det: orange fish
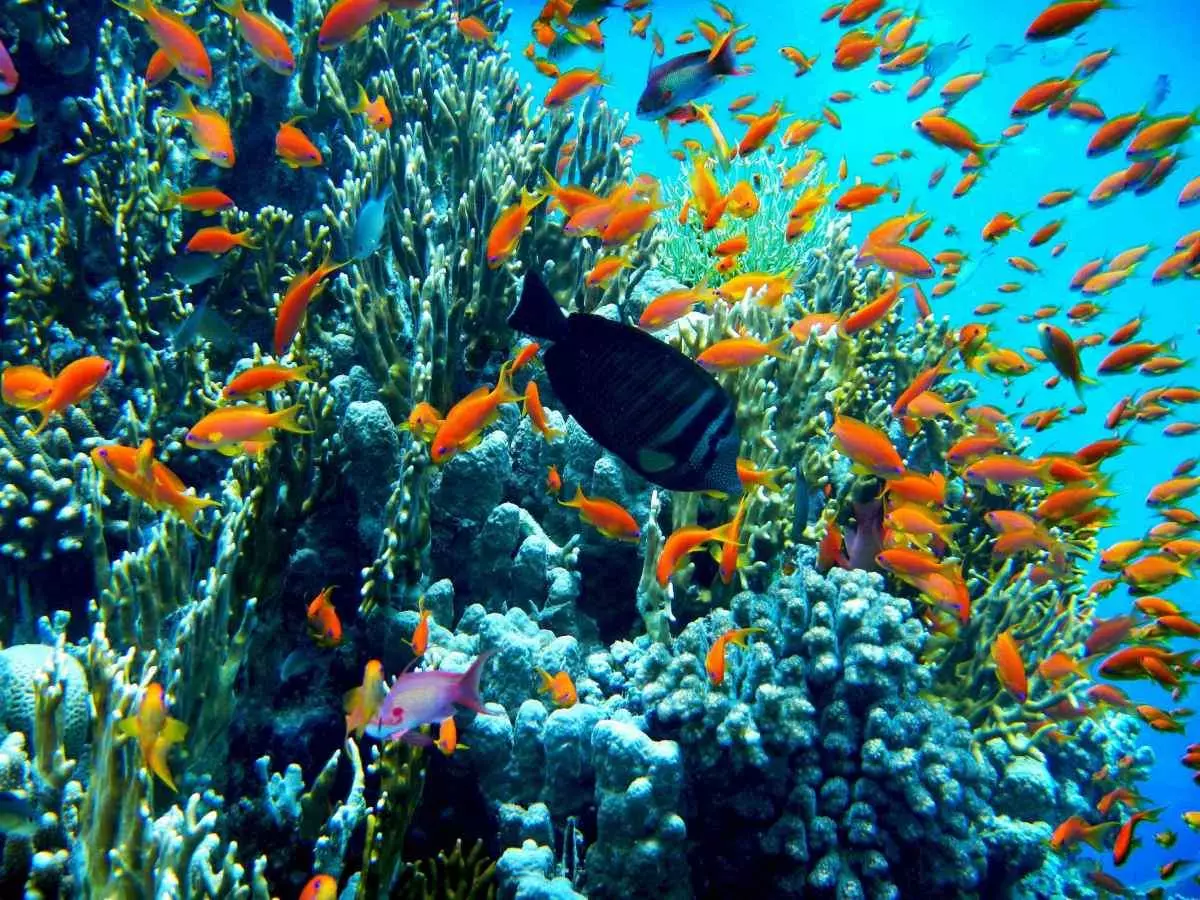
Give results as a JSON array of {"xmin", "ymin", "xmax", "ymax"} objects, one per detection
[
  {"xmin": 32, "ymin": 356, "xmax": 112, "ymax": 434},
  {"xmin": 162, "ymin": 186, "xmax": 235, "ymax": 214},
  {"xmin": 523, "ymin": 380, "xmax": 564, "ymax": 441},
  {"xmin": 91, "ymin": 439, "xmax": 220, "ymax": 532},
  {"xmin": 656, "ymin": 517, "xmax": 740, "ymax": 587},
  {"xmin": 410, "ymin": 601, "xmax": 432, "ymax": 656},
  {"xmin": 559, "ymin": 486, "xmax": 640, "ymax": 541},
  {"xmin": 114, "ymin": 0, "xmax": 213, "ymax": 88},
  {"xmin": 1, "ymin": 364, "xmax": 54, "ymax": 410},
  {"xmin": 431, "ymin": 364, "xmax": 521, "ymax": 463},
  {"xmin": 185, "ymin": 404, "xmax": 309, "ymax": 453},
  {"xmin": 546, "ymin": 464, "xmax": 562, "ymax": 496},
  {"xmin": 344, "ymin": 659, "xmax": 386, "ymax": 738},
  {"xmin": 585, "ymin": 254, "xmax": 630, "ymax": 287},
  {"xmin": 274, "ymin": 251, "xmax": 346, "ymax": 356},
  {"xmin": 706, "ymin": 627, "xmax": 765, "ymax": 685},
  {"xmin": 1050, "ymin": 816, "xmax": 1118, "ymax": 852},
  {"xmin": 1113, "ymin": 808, "xmax": 1163, "ymax": 866},
  {"xmin": 510, "ymin": 342, "xmax": 541, "ymax": 372},
  {"xmin": 399, "ymin": 402, "xmax": 442, "ymax": 443},
  {"xmin": 435, "ymin": 715, "xmax": 465, "ymax": 755},
  {"xmin": 185, "ymin": 226, "xmax": 257, "ymax": 254},
  {"xmin": 214, "ymin": 0, "xmax": 294, "ymax": 76},
  {"xmin": 351, "ymin": 83, "xmax": 392, "ymax": 131},
  {"xmin": 536, "ymin": 669, "xmax": 578, "ymax": 707},
  {"xmin": 736, "ymin": 458, "xmax": 788, "ymax": 492},
  {"xmin": 300, "ymin": 875, "xmax": 338, "ymax": 900},
  {"xmin": 835, "ymin": 177, "xmax": 899, "ymax": 211},
  {"xmin": 696, "ymin": 335, "xmax": 788, "ymax": 371},
  {"xmin": 992, "ymin": 630, "xmax": 1028, "ymax": 701},
  {"xmin": 831, "ymin": 413, "xmax": 904, "ymax": 479},
  {"xmin": 167, "ymin": 90, "xmax": 235, "ymax": 167},
  {"xmin": 456, "ymin": 15, "xmax": 496, "ymax": 42},
  {"xmin": 487, "ymin": 189, "xmax": 545, "ymax": 268},
  {"xmin": 544, "ymin": 67, "xmax": 606, "ymax": 107},
  {"xmin": 118, "ymin": 683, "xmax": 188, "ymax": 791},
  {"xmin": 276, "ymin": 119, "xmax": 322, "ymax": 167},
  {"xmin": 318, "ymin": 0, "xmax": 421, "ymax": 51},
  {"xmin": 222, "ymin": 363, "xmax": 314, "ymax": 400},
  {"xmin": 306, "ymin": 586, "xmax": 342, "ymax": 648}
]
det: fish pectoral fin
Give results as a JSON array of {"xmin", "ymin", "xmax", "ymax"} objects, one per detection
[
  {"xmin": 637, "ymin": 447, "xmax": 676, "ymax": 473},
  {"xmin": 161, "ymin": 717, "xmax": 188, "ymax": 743}
]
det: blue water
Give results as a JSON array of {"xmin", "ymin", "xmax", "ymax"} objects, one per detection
[{"xmin": 507, "ymin": 0, "xmax": 1200, "ymax": 886}]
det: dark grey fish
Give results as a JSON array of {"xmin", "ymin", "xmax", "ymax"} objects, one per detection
[
  {"xmin": 168, "ymin": 253, "xmax": 226, "ymax": 286},
  {"xmin": 924, "ymin": 34, "xmax": 971, "ymax": 77},
  {"xmin": 0, "ymin": 791, "xmax": 39, "ymax": 838},
  {"xmin": 352, "ymin": 187, "xmax": 392, "ymax": 260},
  {"xmin": 637, "ymin": 32, "xmax": 746, "ymax": 120},
  {"xmin": 1147, "ymin": 74, "xmax": 1170, "ymax": 114},
  {"xmin": 985, "ymin": 43, "xmax": 1024, "ymax": 66},
  {"xmin": 508, "ymin": 271, "xmax": 742, "ymax": 495}
]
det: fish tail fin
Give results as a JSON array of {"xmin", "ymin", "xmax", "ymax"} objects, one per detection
[
  {"xmin": 148, "ymin": 737, "xmax": 180, "ymax": 792},
  {"xmin": 707, "ymin": 26, "xmax": 745, "ymax": 76},
  {"xmin": 13, "ymin": 96, "xmax": 34, "ymax": 129},
  {"xmin": 273, "ymin": 404, "xmax": 313, "ymax": 435},
  {"xmin": 211, "ymin": 0, "xmax": 241, "ymax": 14},
  {"xmin": 175, "ymin": 494, "xmax": 221, "ymax": 532},
  {"xmin": 508, "ymin": 270, "xmax": 569, "ymax": 342},
  {"xmin": 238, "ymin": 229, "xmax": 260, "ymax": 249},
  {"xmin": 31, "ymin": 406, "xmax": 51, "ymax": 435},
  {"xmin": 494, "ymin": 361, "xmax": 521, "ymax": 405},
  {"xmin": 168, "ymin": 87, "xmax": 197, "ymax": 121},
  {"xmin": 727, "ymin": 627, "xmax": 767, "ymax": 648},
  {"xmin": 558, "ymin": 485, "xmax": 585, "ymax": 509},
  {"xmin": 454, "ymin": 651, "xmax": 494, "ymax": 714},
  {"xmin": 535, "ymin": 668, "xmax": 553, "ymax": 693},
  {"xmin": 111, "ymin": 0, "xmax": 149, "ymax": 18},
  {"xmin": 351, "ymin": 82, "xmax": 369, "ymax": 114},
  {"xmin": 766, "ymin": 334, "xmax": 790, "ymax": 359}
]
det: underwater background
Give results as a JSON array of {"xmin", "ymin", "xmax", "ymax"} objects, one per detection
[{"xmin": 0, "ymin": 0, "xmax": 1198, "ymax": 897}]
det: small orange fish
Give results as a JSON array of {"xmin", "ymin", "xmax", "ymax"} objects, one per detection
[
  {"xmin": 167, "ymin": 90, "xmax": 235, "ymax": 167},
  {"xmin": 410, "ymin": 600, "xmax": 432, "ymax": 656},
  {"xmin": 992, "ymin": 630, "xmax": 1028, "ymax": 701},
  {"xmin": 276, "ymin": 119, "xmax": 322, "ymax": 168},
  {"xmin": 351, "ymin": 83, "xmax": 392, "ymax": 131},
  {"xmin": 274, "ymin": 250, "xmax": 346, "ymax": 356},
  {"xmin": 831, "ymin": 413, "xmax": 904, "ymax": 479},
  {"xmin": 431, "ymin": 364, "xmax": 521, "ymax": 463},
  {"xmin": 536, "ymin": 669, "xmax": 578, "ymax": 707},
  {"xmin": 706, "ymin": 627, "xmax": 766, "ymax": 685},
  {"xmin": 523, "ymin": 380, "xmax": 564, "ymax": 442},
  {"xmin": 222, "ymin": 363, "xmax": 314, "ymax": 400},
  {"xmin": 117, "ymin": 683, "xmax": 188, "ymax": 791},
  {"xmin": 32, "ymin": 356, "xmax": 112, "ymax": 434},
  {"xmin": 456, "ymin": 15, "xmax": 495, "ymax": 42},
  {"xmin": 185, "ymin": 226, "xmax": 258, "ymax": 255},
  {"xmin": 214, "ymin": 0, "xmax": 294, "ymax": 76},
  {"xmin": 546, "ymin": 464, "xmax": 562, "ymax": 496},
  {"xmin": 487, "ymin": 189, "xmax": 545, "ymax": 268},
  {"xmin": 544, "ymin": 67, "xmax": 606, "ymax": 107},
  {"xmin": 656, "ymin": 517, "xmax": 740, "ymax": 586},
  {"xmin": 435, "ymin": 715, "xmax": 465, "ymax": 755},
  {"xmin": 163, "ymin": 186, "xmax": 235, "ymax": 214},
  {"xmin": 696, "ymin": 335, "xmax": 788, "ymax": 371},
  {"xmin": 1, "ymin": 364, "xmax": 54, "ymax": 410},
  {"xmin": 299, "ymin": 875, "xmax": 338, "ymax": 900},
  {"xmin": 398, "ymin": 401, "xmax": 442, "ymax": 443},
  {"xmin": 559, "ymin": 486, "xmax": 640, "ymax": 541},
  {"xmin": 306, "ymin": 586, "xmax": 342, "ymax": 648},
  {"xmin": 114, "ymin": 0, "xmax": 213, "ymax": 87},
  {"xmin": 91, "ymin": 439, "xmax": 220, "ymax": 532},
  {"xmin": 185, "ymin": 404, "xmax": 309, "ymax": 453}
]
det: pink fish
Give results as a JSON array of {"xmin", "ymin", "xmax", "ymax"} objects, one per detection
[
  {"xmin": 0, "ymin": 38, "xmax": 16, "ymax": 94},
  {"xmin": 364, "ymin": 652, "xmax": 493, "ymax": 743}
]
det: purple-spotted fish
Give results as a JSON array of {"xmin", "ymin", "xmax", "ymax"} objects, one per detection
[{"xmin": 364, "ymin": 652, "xmax": 494, "ymax": 743}]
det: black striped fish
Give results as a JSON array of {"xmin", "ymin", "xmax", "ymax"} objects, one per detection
[{"xmin": 508, "ymin": 271, "xmax": 742, "ymax": 496}]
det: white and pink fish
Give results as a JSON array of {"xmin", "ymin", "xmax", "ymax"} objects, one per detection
[{"xmin": 364, "ymin": 652, "xmax": 494, "ymax": 743}]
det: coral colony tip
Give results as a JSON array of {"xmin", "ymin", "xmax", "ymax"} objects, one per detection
[{"xmin": 4, "ymin": 0, "xmax": 1200, "ymax": 896}]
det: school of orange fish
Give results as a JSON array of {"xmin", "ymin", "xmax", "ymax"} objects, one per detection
[{"xmin": 3, "ymin": 0, "xmax": 1200, "ymax": 893}]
